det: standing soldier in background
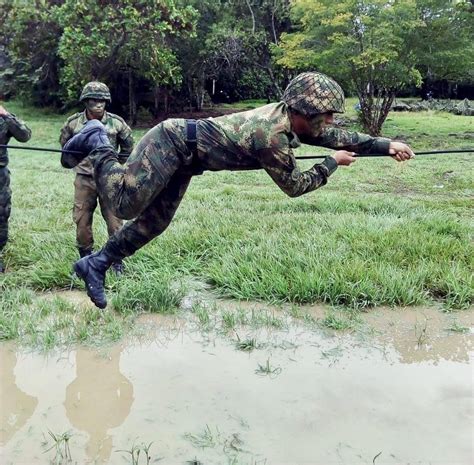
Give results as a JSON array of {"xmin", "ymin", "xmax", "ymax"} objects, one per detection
[
  {"xmin": 60, "ymin": 82, "xmax": 134, "ymax": 274},
  {"xmin": 0, "ymin": 104, "xmax": 31, "ymax": 273}
]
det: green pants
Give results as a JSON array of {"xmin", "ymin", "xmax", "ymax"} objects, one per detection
[
  {"xmin": 91, "ymin": 119, "xmax": 195, "ymax": 259},
  {"xmin": 0, "ymin": 166, "xmax": 12, "ymax": 252},
  {"xmin": 73, "ymin": 173, "xmax": 123, "ymax": 254}
]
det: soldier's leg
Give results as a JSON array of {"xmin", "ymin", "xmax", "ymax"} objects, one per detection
[
  {"xmin": 97, "ymin": 183, "xmax": 125, "ymax": 274},
  {"xmin": 105, "ymin": 171, "xmax": 192, "ymax": 259},
  {"xmin": 91, "ymin": 122, "xmax": 185, "ymax": 220},
  {"xmin": 73, "ymin": 174, "xmax": 98, "ymax": 257},
  {"xmin": 73, "ymin": 171, "xmax": 193, "ymax": 308},
  {"xmin": 0, "ymin": 167, "xmax": 12, "ymax": 272}
]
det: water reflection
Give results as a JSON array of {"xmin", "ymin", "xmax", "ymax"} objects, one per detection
[
  {"xmin": 0, "ymin": 346, "xmax": 38, "ymax": 445},
  {"xmin": 64, "ymin": 345, "xmax": 133, "ymax": 462},
  {"xmin": 0, "ymin": 307, "xmax": 472, "ymax": 465},
  {"xmin": 365, "ymin": 309, "xmax": 473, "ymax": 364}
]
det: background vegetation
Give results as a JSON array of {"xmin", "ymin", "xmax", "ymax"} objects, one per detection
[{"xmin": 1, "ymin": 0, "xmax": 473, "ymax": 133}]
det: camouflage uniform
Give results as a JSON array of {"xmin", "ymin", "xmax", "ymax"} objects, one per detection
[
  {"xmin": 60, "ymin": 110, "xmax": 133, "ymax": 255},
  {"xmin": 89, "ymin": 101, "xmax": 390, "ymax": 261},
  {"xmin": 0, "ymin": 113, "xmax": 32, "ymax": 257}
]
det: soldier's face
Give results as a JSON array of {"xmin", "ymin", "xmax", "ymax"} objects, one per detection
[
  {"xmin": 307, "ymin": 113, "xmax": 333, "ymax": 136},
  {"xmin": 85, "ymin": 99, "xmax": 106, "ymax": 118}
]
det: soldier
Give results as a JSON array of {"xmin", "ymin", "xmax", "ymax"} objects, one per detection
[
  {"xmin": 60, "ymin": 81, "xmax": 134, "ymax": 274},
  {"xmin": 0, "ymin": 104, "xmax": 32, "ymax": 273},
  {"xmin": 62, "ymin": 71, "xmax": 414, "ymax": 308}
]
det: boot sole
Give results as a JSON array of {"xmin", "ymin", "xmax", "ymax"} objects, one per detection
[{"xmin": 73, "ymin": 261, "xmax": 107, "ymax": 309}]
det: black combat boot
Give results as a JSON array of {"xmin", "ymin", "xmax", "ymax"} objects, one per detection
[
  {"xmin": 61, "ymin": 120, "xmax": 113, "ymax": 169},
  {"xmin": 73, "ymin": 248, "xmax": 115, "ymax": 309}
]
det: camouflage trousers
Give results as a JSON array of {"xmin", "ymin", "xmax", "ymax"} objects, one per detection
[
  {"xmin": 91, "ymin": 120, "xmax": 195, "ymax": 259},
  {"xmin": 73, "ymin": 173, "xmax": 123, "ymax": 254},
  {"xmin": 0, "ymin": 166, "xmax": 12, "ymax": 252}
]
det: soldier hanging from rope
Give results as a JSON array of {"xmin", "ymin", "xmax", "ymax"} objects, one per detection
[{"xmin": 61, "ymin": 71, "xmax": 414, "ymax": 308}]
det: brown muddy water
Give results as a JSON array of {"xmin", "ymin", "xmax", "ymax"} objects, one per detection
[{"xmin": 1, "ymin": 305, "xmax": 473, "ymax": 465}]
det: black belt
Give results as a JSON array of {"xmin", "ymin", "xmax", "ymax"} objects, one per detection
[{"xmin": 185, "ymin": 119, "xmax": 198, "ymax": 156}]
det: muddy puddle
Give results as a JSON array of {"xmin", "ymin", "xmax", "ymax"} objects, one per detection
[{"xmin": 1, "ymin": 306, "xmax": 473, "ymax": 465}]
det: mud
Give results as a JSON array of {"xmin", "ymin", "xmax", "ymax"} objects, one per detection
[{"xmin": 1, "ymin": 307, "xmax": 472, "ymax": 465}]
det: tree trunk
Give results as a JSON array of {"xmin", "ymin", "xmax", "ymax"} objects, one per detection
[
  {"xmin": 153, "ymin": 85, "xmax": 160, "ymax": 117},
  {"xmin": 164, "ymin": 90, "xmax": 169, "ymax": 114},
  {"xmin": 245, "ymin": 0, "xmax": 256, "ymax": 34},
  {"xmin": 128, "ymin": 69, "xmax": 137, "ymax": 125},
  {"xmin": 354, "ymin": 75, "xmax": 396, "ymax": 136}
]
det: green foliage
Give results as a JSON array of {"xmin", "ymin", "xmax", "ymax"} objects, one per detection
[
  {"xmin": 0, "ymin": 0, "xmax": 198, "ymax": 114},
  {"xmin": 56, "ymin": 0, "xmax": 197, "ymax": 104},
  {"xmin": 0, "ymin": 0, "xmax": 63, "ymax": 104},
  {"xmin": 413, "ymin": 0, "xmax": 474, "ymax": 84},
  {"xmin": 276, "ymin": 0, "xmax": 473, "ymax": 135},
  {"xmin": 174, "ymin": 0, "xmax": 291, "ymax": 109}
]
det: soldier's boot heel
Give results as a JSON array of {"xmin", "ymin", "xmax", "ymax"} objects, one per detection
[
  {"xmin": 61, "ymin": 120, "xmax": 113, "ymax": 169},
  {"xmin": 73, "ymin": 249, "xmax": 114, "ymax": 309}
]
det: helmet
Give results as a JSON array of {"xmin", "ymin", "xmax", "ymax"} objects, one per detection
[
  {"xmin": 79, "ymin": 81, "xmax": 111, "ymax": 103},
  {"xmin": 282, "ymin": 72, "xmax": 345, "ymax": 116}
]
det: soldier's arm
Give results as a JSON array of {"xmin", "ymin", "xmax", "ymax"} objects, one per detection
[
  {"xmin": 259, "ymin": 144, "xmax": 338, "ymax": 198},
  {"xmin": 300, "ymin": 127, "xmax": 391, "ymax": 155},
  {"xmin": 117, "ymin": 122, "xmax": 134, "ymax": 163},
  {"xmin": 4, "ymin": 114, "xmax": 32, "ymax": 142}
]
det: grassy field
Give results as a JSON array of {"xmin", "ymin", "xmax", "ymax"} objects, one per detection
[{"xmin": 0, "ymin": 99, "xmax": 472, "ymax": 348}]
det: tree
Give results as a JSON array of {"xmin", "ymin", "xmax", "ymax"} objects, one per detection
[
  {"xmin": 0, "ymin": 0, "xmax": 63, "ymax": 105},
  {"xmin": 412, "ymin": 0, "xmax": 474, "ymax": 95},
  {"xmin": 232, "ymin": 0, "xmax": 292, "ymax": 98},
  {"xmin": 56, "ymin": 0, "xmax": 197, "ymax": 122},
  {"xmin": 175, "ymin": 0, "xmax": 292, "ymax": 110},
  {"xmin": 276, "ymin": 0, "xmax": 473, "ymax": 135},
  {"xmin": 276, "ymin": 0, "xmax": 427, "ymax": 135}
]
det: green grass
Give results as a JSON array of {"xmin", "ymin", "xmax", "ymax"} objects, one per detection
[{"xmin": 1, "ymin": 99, "xmax": 473, "ymax": 348}]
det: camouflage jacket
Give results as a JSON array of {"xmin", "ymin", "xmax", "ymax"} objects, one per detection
[
  {"xmin": 0, "ymin": 113, "xmax": 32, "ymax": 167},
  {"xmin": 197, "ymin": 102, "xmax": 390, "ymax": 197},
  {"xmin": 59, "ymin": 111, "xmax": 133, "ymax": 176}
]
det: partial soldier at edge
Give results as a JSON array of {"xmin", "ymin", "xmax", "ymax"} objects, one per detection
[
  {"xmin": 0, "ymin": 104, "xmax": 32, "ymax": 273},
  {"xmin": 62, "ymin": 71, "xmax": 415, "ymax": 309},
  {"xmin": 59, "ymin": 81, "xmax": 134, "ymax": 275}
]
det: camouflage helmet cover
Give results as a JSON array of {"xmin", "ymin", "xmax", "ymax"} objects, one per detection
[
  {"xmin": 282, "ymin": 72, "xmax": 345, "ymax": 116},
  {"xmin": 79, "ymin": 81, "xmax": 111, "ymax": 103}
]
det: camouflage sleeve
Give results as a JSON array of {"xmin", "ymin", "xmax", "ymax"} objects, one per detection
[
  {"xmin": 5, "ymin": 114, "xmax": 31, "ymax": 142},
  {"xmin": 59, "ymin": 121, "xmax": 74, "ymax": 147},
  {"xmin": 300, "ymin": 127, "xmax": 391, "ymax": 154},
  {"xmin": 117, "ymin": 122, "xmax": 134, "ymax": 162},
  {"xmin": 259, "ymin": 145, "xmax": 338, "ymax": 198}
]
